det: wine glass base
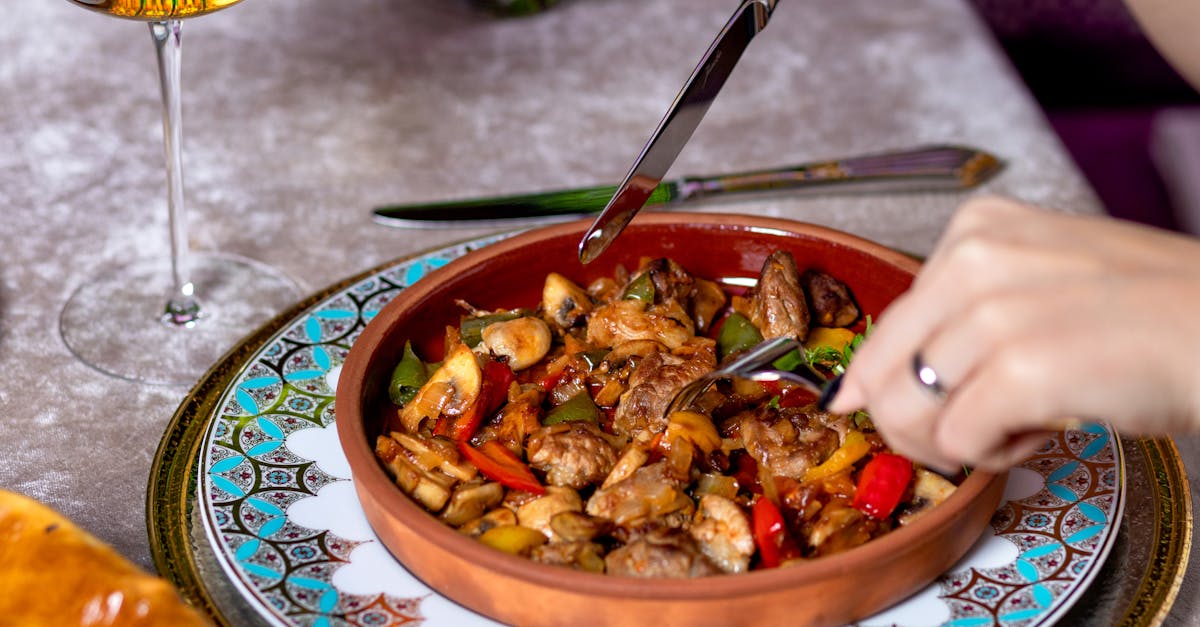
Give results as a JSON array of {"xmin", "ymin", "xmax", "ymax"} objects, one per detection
[{"xmin": 60, "ymin": 253, "xmax": 303, "ymax": 386}]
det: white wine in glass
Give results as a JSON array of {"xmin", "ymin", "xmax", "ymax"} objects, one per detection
[{"xmin": 60, "ymin": 0, "xmax": 301, "ymax": 385}]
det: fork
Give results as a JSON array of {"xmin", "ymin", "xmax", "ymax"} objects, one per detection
[{"xmin": 663, "ymin": 336, "xmax": 829, "ymax": 418}]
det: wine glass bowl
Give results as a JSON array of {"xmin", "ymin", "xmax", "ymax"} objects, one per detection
[{"xmin": 66, "ymin": 0, "xmax": 244, "ymax": 20}]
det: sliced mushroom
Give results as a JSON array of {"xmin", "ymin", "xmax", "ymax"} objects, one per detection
[
  {"xmin": 376, "ymin": 436, "xmax": 456, "ymax": 512},
  {"xmin": 459, "ymin": 507, "xmax": 518, "ymax": 537},
  {"xmin": 441, "ymin": 481, "xmax": 505, "ymax": 526},
  {"xmin": 516, "ymin": 486, "xmax": 583, "ymax": 540},
  {"xmin": 399, "ymin": 343, "xmax": 482, "ymax": 433},
  {"xmin": 897, "ymin": 468, "xmax": 958, "ymax": 526},
  {"xmin": 543, "ymin": 272, "xmax": 593, "ymax": 329},
  {"xmin": 389, "ymin": 431, "xmax": 477, "ymax": 482},
  {"xmin": 549, "ymin": 511, "xmax": 612, "ymax": 543},
  {"xmin": 479, "ymin": 316, "xmax": 552, "ymax": 371}
]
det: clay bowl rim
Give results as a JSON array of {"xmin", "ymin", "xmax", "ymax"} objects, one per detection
[{"xmin": 337, "ymin": 211, "xmax": 1003, "ymax": 601}]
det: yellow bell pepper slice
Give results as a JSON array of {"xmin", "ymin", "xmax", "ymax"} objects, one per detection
[
  {"xmin": 477, "ymin": 524, "xmax": 548, "ymax": 555},
  {"xmin": 803, "ymin": 430, "xmax": 871, "ymax": 483},
  {"xmin": 804, "ymin": 327, "xmax": 858, "ymax": 353},
  {"xmin": 663, "ymin": 411, "xmax": 722, "ymax": 455}
]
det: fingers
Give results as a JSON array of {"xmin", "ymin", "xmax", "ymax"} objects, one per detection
[
  {"xmin": 848, "ymin": 347, "xmax": 960, "ymax": 473},
  {"xmin": 829, "ymin": 202, "xmax": 1095, "ymax": 415},
  {"xmin": 827, "ymin": 195, "xmax": 1200, "ymax": 471}
]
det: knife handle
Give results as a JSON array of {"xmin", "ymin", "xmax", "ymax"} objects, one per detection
[{"xmin": 677, "ymin": 144, "xmax": 1002, "ymax": 200}]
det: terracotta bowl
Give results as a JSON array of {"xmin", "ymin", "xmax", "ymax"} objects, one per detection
[{"xmin": 337, "ymin": 212, "xmax": 1006, "ymax": 627}]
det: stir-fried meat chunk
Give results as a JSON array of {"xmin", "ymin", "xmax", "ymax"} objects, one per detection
[
  {"xmin": 749, "ymin": 250, "xmax": 809, "ymax": 340},
  {"xmin": 642, "ymin": 258, "xmax": 696, "ymax": 305},
  {"xmin": 689, "ymin": 494, "xmax": 754, "ymax": 573},
  {"xmin": 612, "ymin": 340, "xmax": 716, "ymax": 440},
  {"xmin": 806, "ymin": 502, "xmax": 881, "ymax": 557},
  {"xmin": 803, "ymin": 269, "xmax": 860, "ymax": 328},
  {"xmin": 689, "ymin": 277, "xmax": 727, "ymax": 335},
  {"xmin": 530, "ymin": 540, "xmax": 606, "ymax": 571},
  {"xmin": 586, "ymin": 460, "xmax": 693, "ymax": 527},
  {"xmin": 527, "ymin": 422, "xmax": 618, "ymax": 489},
  {"xmin": 587, "ymin": 300, "xmax": 694, "ymax": 351},
  {"xmin": 737, "ymin": 405, "xmax": 840, "ymax": 479},
  {"xmin": 605, "ymin": 527, "xmax": 722, "ymax": 578},
  {"xmin": 480, "ymin": 396, "xmax": 542, "ymax": 454}
]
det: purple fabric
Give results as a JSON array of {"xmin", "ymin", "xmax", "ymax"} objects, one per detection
[
  {"xmin": 968, "ymin": 0, "xmax": 1198, "ymax": 231},
  {"xmin": 968, "ymin": 0, "xmax": 1198, "ymax": 106}
]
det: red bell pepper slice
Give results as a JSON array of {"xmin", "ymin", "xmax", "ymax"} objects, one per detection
[
  {"xmin": 441, "ymin": 359, "xmax": 515, "ymax": 442},
  {"xmin": 457, "ymin": 440, "xmax": 545, "ymax": 495},
  {"xmin": 752, "ymin": 497, "xmax": 800, "ymax": 568},
  {"xmin": 851, "ymin": 453, "xmax": 913, "ymax": 520},
  {"xmin": 760, "ymin": 380, "xmax": 819, "ymax": 409}
]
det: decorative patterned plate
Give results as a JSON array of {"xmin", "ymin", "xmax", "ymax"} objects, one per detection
[{"xmin": 147, "ymin": 233, "xmax": 1192, "ymax": 627}]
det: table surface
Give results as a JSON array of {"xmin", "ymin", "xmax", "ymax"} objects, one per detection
[{"xmin": 1, "ymin": 0, "xmax": 1194, "ymax": 624}]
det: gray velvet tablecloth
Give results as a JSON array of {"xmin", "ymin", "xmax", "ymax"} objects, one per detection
[{"xmin": 1, "ymin": 0, "xmax": 1194, "ymax": 624}]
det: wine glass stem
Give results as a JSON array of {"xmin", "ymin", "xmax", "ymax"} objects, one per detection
[{"xmin": 150, "ymin": 19, "xmax": 202, "ymax": 327}]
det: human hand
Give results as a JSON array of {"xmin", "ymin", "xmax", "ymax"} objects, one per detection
[{"xmin": 826, "ymin": 196, "xmax": 1200, "ymax": 472}]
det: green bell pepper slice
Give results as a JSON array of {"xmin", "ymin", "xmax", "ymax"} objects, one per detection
[
  {"xmin": 543, "ymin": 390, "xmax": 601, "ymax": 425},
  {"xmin": 460, "ymin": 310, "xmax": 524, "ymax": 348},
  {"xmin": 621, "ymin": 272, "xmax": 655, "ymax": 302},
  {"xmin": 388, "ymin": 340, "xmax": 429, "ymax": 406},
  {"xmin": 717, "ymin": 312, "xmax": 764, "ymax": 360}
]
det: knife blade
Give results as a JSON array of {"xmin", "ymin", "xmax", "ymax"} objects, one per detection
[
  {"xmin": 370, "ymin": 144, "xmax": 1003, "ymax": 229},
  {"xmin": 578, "ymin": 0, "xmax": 778, "ymax": 264}
]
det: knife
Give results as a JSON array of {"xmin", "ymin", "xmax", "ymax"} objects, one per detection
[
  {"xmin": 578, "ymin": 0, "xmax": 778, "ymax": 264},
  {"xmin": 370, "ymin": 144, "xmax": 1003, "ymax": 229}
]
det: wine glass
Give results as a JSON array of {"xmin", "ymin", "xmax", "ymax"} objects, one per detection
[{"xmin": 59, "ymin": 0, "xmax": 301, "ymax": 385}]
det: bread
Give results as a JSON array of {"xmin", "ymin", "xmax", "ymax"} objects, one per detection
[{"xmin": 0, "ymin": 490, "xmax": 210, "ymax": 626}]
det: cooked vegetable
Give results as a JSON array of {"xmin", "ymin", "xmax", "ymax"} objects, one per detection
[
  {"xmin": 441, "ymin": 481, "xmax": 504, "ymax": 526},
  {"xmin": 517, "ymin": 487, "xmax": 583, "ymax": 540},
  {"xmin": 803, "ymin": 316, "xmax": 872, "ymax": 375},
  {"xmin": 852, "ymin": 453, "xmax": 913, "ymax": 520},
  {"xmin": 751, "ymin": 497, "xmax": 800, "ymax": 568},
  {"xmin": 662, "ymin": 410, "xmax": 721, "ymax": 455},
  {"xmin": 437, "ymin": 359, "xmax": 515, "ymax": 442},
  {"xmin": 543, "ymin": 390, "xmax": 601, "ymax": 426},
  {"xmin": 543, "ymin": 272, "xmax": 593, "ymax": 328},
  {"xmin": 458, "ymin": 440, "xmax": 545, "ymax": 495},
  {"xmin": 716, "ymin": 312, "xmax": 763, "ymax": 360},
  {"xmin": 898, "ymin": 468, "xmax": 958, "ymax": 526},
  {"xmin": 388, "ymin": 341, "xmax": 428, "ymax": 406},
  {"xmin": 399, "ymin": 343, "xmax": 481, "ymax": 433},
  {"xmin": 461, "ymin": 310, "xmax": 524, "ymax": 348},
  {"xmin": 802, "ymin": 430, "xmax": 871, "ymax": 483},
  {"xmin": 621, "ymin": 271, "xmax": 655, "ymax": 302},
  {"xmin": 376, "ymin": 436, "xmax": 457, "ymax": 512},
  {"xmin": 478, "ymin": 525, "xmax": 548, "ymax": 555},
  {"xmin": 480, "ymin": 316, "xmax": 552, "ymax": 371}
]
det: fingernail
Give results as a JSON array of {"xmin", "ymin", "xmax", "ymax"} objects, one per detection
[{"xmin": 817, "ymin": 374, "xmax": 843, "ymax": 411}]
